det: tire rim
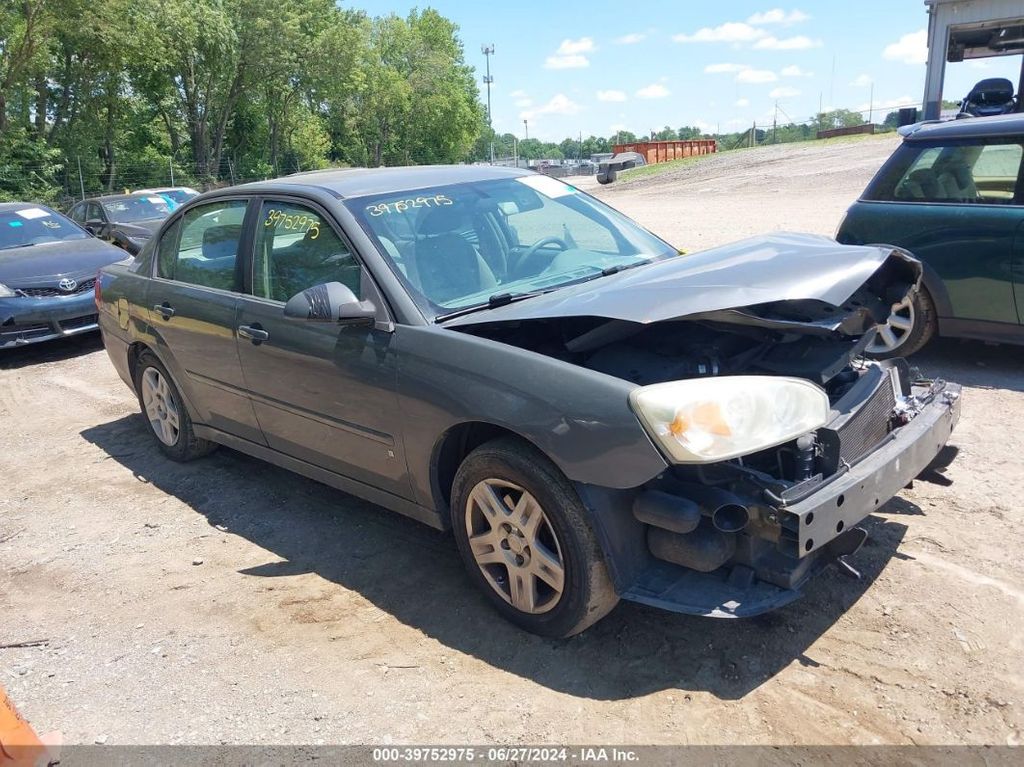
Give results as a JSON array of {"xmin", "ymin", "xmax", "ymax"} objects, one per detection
[
  {"xmin": 866, "ymin": 295, "xmax": 916, "ymax": 355},
  {"xmin": 141, "ymin": 366, "xmax": 181, "ymax": 446},
  {"xmin": 464, "ymin": 479, "xmax": 565, "ymax": 615}
]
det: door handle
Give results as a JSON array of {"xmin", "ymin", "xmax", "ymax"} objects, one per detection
[
  {"xmin": 153, "ymin": 303, "xmax": 175, "ymax": 319},
  {"xmin": 238, "ymin": 324, "xmax": 269, "ymax": 344}
]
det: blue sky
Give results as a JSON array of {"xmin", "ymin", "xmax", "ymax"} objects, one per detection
[{"xmin": 353, "ymin": 1, "xmax": 1024, "ymax": 141}]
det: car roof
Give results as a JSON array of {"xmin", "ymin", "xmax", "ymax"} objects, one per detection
[
  {"xmin": 904, "ymin": 112, "xmax": 1024, "ymax": 142},
  {"xmin": 83, "ymin": 193, "xmax": 161, "ymax": 204},
  {"xmin": 233, "ymin": 164, "xmax": 535, "ymax": 199}
]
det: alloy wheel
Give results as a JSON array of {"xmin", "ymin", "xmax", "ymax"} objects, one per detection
[
  {"xmin": 140, "ymin": 366, "xmax": 181, "ymax": 446},
  {"xmin": 867, "ymin": 294, "xmax": 916, "ymax": 355},
  {"xmin": 464, "ymin": 478, "xmax": 566, "ymax": 614}
]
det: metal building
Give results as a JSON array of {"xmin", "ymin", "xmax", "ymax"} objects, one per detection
[{"xmin": 923, "ymin": 0, "xmax": 1024, "ymax": 119}]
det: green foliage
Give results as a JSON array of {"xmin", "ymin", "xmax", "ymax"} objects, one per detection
[
  {"xmin": 0, "ymin": 0, "xmax": 482, "ymax": 201},
  {"xmin": 0, "ymin": 128, "xmax": 63, "ymax": 202}
]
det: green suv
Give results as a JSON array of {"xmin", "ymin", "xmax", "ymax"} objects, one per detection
[{"xmin": 836, "ymin": 113, "xmax": 1023, "ymax": 357}]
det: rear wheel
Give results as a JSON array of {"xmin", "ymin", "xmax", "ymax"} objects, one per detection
[
  {"xmin": 865, "ymin": 286, "xmax": 937, "ymax": 359},
  {"xmin": 133, "ymin": 350, "xmax": 216, "ymax": 461},
  {"xmin": 451, "ymin": 437, "xmax": 618, "ymax": 637}
]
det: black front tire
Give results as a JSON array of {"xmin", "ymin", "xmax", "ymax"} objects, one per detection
[{"xmin": 451, "ymin": 437, "xmax": 619, "ymax": 637}]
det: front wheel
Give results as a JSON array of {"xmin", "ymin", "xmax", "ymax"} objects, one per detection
[
  {"xmin": 865, "ymin": 287, "xmax": 937, "ymax": 359},
  {"xmin": 451, "ymin": 437, "xmax": 618, "ymax": 637}
]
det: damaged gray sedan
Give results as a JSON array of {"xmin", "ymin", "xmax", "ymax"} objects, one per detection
[{"xmin": 95, "ymin": 166, "xmax": 961, "ymax": 636}]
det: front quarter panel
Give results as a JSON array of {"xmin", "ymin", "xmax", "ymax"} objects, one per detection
[{"xmin": 394, "ymin": 325, "xmax": 668, "ymax": 511}]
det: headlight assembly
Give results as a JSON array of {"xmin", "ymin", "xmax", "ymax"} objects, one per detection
[
  {"xmin": 127, "ymin": 235, "xmax": 149, "ymax": 246},
  {"xmin": 630, "ymin": 376, "xmax": 830, "ymax": 464},
  {"xmin": 0, "ymin": 283, "xmax": 16, "ymax": 298}
]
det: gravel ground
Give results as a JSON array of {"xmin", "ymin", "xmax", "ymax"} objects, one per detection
[{"xmin": 2, "ymin": 136, "xmax": 1022, "ymax": 747}]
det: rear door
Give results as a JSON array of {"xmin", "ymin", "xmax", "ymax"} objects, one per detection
[
  {"xmin": 234, "ymin": 196, "xmax": 411, "ymax": 498},
  {"xmin": 146, "ymin": 197, "xmax": 265, "ymax": 443}
]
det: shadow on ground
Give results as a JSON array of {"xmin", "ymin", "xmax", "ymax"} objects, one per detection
[
  {"xmin": 81, "ymin": 414, "xmax": 914, "ymax": 702},
  {"xmin": 912, "ymin": 337, "xmax": 1024, "ymax": 394},
  {"xmin": 0, "ymin": 332, "xmax": 104, "ymax": 370}
]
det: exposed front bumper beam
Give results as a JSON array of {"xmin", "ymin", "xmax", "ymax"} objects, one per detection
[{"xmin": 617, "ymin": 380, "xmax": 961, "ymax": 618}]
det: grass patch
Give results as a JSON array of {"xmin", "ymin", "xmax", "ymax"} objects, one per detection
[{"xmin": 617, "ymin": 155, "xmax": 705, "ymax": 182}]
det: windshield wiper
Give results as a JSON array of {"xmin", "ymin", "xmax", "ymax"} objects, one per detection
[
  {"xmin": 434, "ymin": 291, "xmax": 545, "ymax": 322},
  {"xmin": 599, "ymin": 258, "xmax": 652, "ymax": 277}
]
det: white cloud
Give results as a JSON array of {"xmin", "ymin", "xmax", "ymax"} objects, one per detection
[
  {"xmin": 705, "ymin": 63, "xmax": 749, "ymax": 73},
  {"xmin": 545, "ymin": 37, "xmax": 595, "ymax": 69},
  {"xmin": 510, "ymin": 89, "xmax": 528, "ymax": 98},
  {"xmin": 781, "ymin": 65, "xmax": 812, "ymax": 77},
  {"xmin": 849, "ymin": 73, "xmax": 873, "ymax": 87},
  {"xmin": 747, "ymin": 9, "xmax": 810, "ymax": 25},
  {"xmin": 769, "ymin": 86, "xmax": 801, "ymax": 98},
  {"xmin": 556, "ymin": 37, "xmax": 595, "ymax": 55},
  {"xmin": 673, "ymin": 22, "xmax": 766, "ymax": 44},
  {"xmin": 753, "ymin": 35, "xmax": 821, "ymax": 50},
  {"xmin": 614, "ymin": 33, "xmax": 645, "ymax": 45},
  {"xmin": 882, "ymin": 30, "xmax": 927, "ymax": 65},
  {"xmin": 597, "ymin": 89, "xmax": 627, "ymax": 102},
  {"xmin": 736, "ymin": 69, "xmax": 778, "ymax": 84},
  {"xmin": 636, "ymin": 83, "xmax": 671, "ymax": 99},
  {"xmin": 545, "ymin": 54, "xmax": 589, "ymax": 69},
  {"xmin": 520, "ymin": 93, "xmax": 581, "ymax": 122},
  {"xmin": 735, "ymin": 98, "xmax": 750, "ymax": 107}
]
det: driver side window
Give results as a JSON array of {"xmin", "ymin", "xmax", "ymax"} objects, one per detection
[{"xmin": 253, "ymin": 201, "xmax": 360, "ymax": 303}]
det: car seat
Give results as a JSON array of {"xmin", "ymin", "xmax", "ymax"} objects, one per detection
[{"xmin": 414, "ymin": 206, "xmax": 497, "ymax": 305}]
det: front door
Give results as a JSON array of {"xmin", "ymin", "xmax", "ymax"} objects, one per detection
[
  {"xmin": 235, "ymin": 197, "xmax": 411, "ymax": 499},
  {"xmin": 146, "ymin": 197, "xmax": 265, "ymax": 444}
]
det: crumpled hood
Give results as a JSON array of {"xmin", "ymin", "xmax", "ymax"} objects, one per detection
[
  {"xmin": 0, "ymin": 236, "xmax": 127, "ymax": 285},
  {"xmin": 445, "ymin": 233, "xmax": 920, "ymax": 328}
]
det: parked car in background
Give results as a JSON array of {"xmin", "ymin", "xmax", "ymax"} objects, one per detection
[
  {"xmin": 95, "ymin": 166, "xmax": 960, "ymax": 636},
  {"xmin": 135, "ymin": 186, "xmax": 200, "ymax": 211},
  {"xmin": 837, "ymin": 112, "xmax": 1023, "ymax": 357},
  {"xmin": 1, "ymin": 202, "xmax": 128, "ymax": 348},
  {"xmin": 68, "ymin": 193, "xmax": 172, "ymax": 255}
]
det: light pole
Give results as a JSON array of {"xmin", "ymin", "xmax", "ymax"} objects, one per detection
[
  {"xmin": 481, "ymin": 44, "xmax": 494, "ymax": 163},
  {"xmin": 523, "ymin": 118, "xmax": 528, "ymax": 141}
]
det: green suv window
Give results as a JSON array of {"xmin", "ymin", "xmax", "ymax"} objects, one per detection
[{"xmin": 868, "ymin": 140, "xmax": 1024, "ymax": 205}]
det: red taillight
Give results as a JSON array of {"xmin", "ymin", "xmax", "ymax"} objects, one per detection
[{"xmin": 94, "ymin": 274, "xmax": 102, "ymax": 310}]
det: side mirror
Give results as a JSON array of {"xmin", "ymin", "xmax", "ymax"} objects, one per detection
[
  {"xmin": 84, "ymin": 219, "xmax": 104, "ymax": 233},
  {"xmin": 283, "ymin": 282, "xmax": 376, "ymax": 326}
]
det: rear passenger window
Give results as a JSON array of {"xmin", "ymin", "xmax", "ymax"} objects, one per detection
[
  {"xmin": 887, "ymin": 141, "xmax": 1023, "ymax": 204},
  {"xmin": 156, "ymin": 200, "xmax": 247, "ymax": 291},
  {"xmin": 252, "ymin": 201, "xmax": 360, "ymax": 302}
]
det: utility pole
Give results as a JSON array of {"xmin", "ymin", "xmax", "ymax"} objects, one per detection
[
  {"xmin": 772, "ymin": 101, "xmax": 778, "ymax": 144},
  {"xmin": 523, "ymin": 119, "xmax": 528, "ymax": 140},
  {"xmin": 77, "ymin": 156, "xmax": 85, "ymax": 200},
  {"xmin": 169, "ymin": 156, "xmax": 175, "ymax": 186},
  {"xmin": 481, "ymin": 44, "xmax": 494, "ymax": 164},
  {"xmin": 868, "ymin": 81, "xmax": 874, "ymax": 125}
]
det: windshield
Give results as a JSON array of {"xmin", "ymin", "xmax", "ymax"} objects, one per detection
[
  {"xmin": 0, "ymin": 207, "xmax": 89, "ymax": 250},
  {"xmin": 347, "ymin": 175, "xmax": 675, "ymax": 317},
  {"xmin": 102, "ymin": 196, "xmax": 171, "ymax": 223},
  {"xmin": 162, "ymin": 189, "xmax": 197, "ymax": 204}
]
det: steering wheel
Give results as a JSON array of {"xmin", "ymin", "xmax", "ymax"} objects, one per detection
[{"xmin": 513, "ymin": 236, "xmax": 569, "ymax": 276}]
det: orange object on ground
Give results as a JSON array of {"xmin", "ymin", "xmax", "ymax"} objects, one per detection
[{"xmin": 0, "ymin": 686, "xmax": 56, "ymax": 767}]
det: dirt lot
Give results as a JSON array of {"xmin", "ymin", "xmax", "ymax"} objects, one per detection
[{"xmin": 2, "ymin": 136, "xmax": 1023, "ymax": 747}]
